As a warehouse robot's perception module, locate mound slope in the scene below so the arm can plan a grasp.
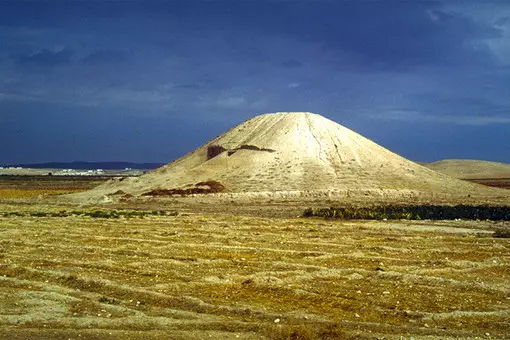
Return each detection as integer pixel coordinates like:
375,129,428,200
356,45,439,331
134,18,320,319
74,112,509,204
424,159,510,179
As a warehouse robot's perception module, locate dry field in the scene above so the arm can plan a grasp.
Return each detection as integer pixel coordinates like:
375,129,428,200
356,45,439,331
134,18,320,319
0,176,108,199
0,177,509,339
0,205,509,339
465,178,510,190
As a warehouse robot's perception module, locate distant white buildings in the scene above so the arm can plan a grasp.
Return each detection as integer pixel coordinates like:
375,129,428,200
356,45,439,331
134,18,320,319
54,168,106,176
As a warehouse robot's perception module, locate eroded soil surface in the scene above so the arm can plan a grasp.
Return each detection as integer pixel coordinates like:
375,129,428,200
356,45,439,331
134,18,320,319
465,178,510,190
0,203,509,339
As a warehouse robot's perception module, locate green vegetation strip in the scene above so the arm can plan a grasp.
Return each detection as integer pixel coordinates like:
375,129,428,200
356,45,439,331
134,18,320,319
303,205,510,221
0,209,178,219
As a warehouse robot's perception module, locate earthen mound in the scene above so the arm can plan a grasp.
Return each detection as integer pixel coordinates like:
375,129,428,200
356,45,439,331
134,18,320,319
71,112,510,204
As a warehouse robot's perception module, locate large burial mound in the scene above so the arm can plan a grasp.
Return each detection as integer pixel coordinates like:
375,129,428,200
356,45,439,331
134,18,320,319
424,159,510,179
73,112,509,204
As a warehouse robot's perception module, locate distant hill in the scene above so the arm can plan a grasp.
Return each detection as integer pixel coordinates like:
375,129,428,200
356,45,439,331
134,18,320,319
5,161,165,170
424,159,510,179
72,112,508,204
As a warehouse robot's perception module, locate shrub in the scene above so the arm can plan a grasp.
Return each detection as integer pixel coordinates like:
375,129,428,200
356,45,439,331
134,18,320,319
98,296,118,304
304,205,510,221
493,230,510,238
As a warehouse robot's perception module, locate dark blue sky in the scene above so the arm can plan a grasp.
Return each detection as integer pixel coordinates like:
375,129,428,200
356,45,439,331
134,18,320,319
1,1,509,164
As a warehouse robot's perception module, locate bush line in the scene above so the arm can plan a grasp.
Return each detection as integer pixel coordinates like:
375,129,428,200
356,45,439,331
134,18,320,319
0,209,178,219
303,204,510,221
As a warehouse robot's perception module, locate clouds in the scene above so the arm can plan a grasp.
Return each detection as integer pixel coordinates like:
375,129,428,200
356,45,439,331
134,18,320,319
0,1,509,163
174,1,503,70
2,2,505,104
280,59,303,69
82,49,131,64
9,47,73,67
365,109,510,126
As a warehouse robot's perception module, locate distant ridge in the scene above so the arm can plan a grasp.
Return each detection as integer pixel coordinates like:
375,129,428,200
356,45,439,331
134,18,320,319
424,159,510,179
5,161,165,170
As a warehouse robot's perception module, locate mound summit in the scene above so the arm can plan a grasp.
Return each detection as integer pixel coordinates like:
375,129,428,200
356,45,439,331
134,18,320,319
75,112,508,204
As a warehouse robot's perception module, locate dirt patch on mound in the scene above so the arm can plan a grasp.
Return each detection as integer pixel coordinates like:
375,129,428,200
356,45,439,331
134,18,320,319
142,180,225,197
206,145,227,160
228,144,275,156
207,144,275,158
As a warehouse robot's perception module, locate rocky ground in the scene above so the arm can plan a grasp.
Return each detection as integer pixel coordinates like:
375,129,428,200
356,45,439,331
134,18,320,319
0,201,509,339
0,175,509,339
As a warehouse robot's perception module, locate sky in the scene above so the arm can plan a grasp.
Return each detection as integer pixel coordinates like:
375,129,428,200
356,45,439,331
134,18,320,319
1,0,509,165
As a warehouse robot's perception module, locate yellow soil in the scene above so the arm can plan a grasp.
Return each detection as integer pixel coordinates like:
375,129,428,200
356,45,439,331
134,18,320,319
1,203,509,339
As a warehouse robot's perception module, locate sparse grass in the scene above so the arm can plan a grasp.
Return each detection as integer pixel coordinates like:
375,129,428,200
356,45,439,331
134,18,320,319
0,175,108,199
0,188,85,198
0,199,509,338
265,322,347,339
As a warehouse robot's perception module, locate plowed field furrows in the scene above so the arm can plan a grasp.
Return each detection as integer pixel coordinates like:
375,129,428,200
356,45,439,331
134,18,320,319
0,204,509,339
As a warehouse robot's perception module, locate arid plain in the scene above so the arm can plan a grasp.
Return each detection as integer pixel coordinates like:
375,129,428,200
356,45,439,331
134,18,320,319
1,177,509,340
1,112,509,339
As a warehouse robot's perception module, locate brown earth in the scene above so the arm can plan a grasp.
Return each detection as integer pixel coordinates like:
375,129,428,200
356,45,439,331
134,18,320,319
465,178,510,190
